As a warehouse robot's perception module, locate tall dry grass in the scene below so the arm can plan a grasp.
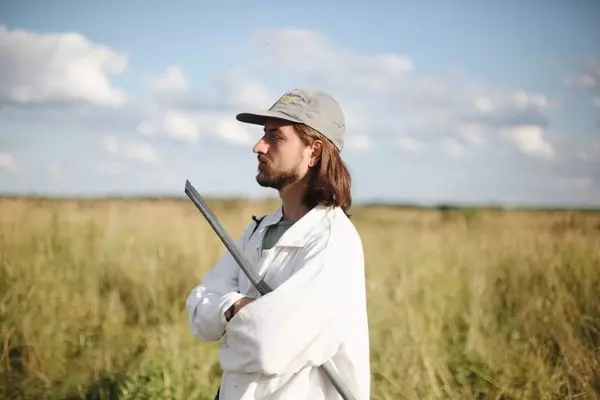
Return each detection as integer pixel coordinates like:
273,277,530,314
1,197,599,399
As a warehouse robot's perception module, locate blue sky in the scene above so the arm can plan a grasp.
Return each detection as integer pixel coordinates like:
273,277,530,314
1,0,599,206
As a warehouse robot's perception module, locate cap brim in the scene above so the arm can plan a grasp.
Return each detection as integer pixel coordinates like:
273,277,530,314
236,110,303,126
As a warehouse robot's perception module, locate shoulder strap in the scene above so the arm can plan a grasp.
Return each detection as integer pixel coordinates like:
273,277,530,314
250,215,266,238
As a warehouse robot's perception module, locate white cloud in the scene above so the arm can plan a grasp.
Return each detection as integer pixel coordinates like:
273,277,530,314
0,153,15,170
163,110,199,142
512,91,548,109
101,136,158,164
564,59,600,109
217,120,254,146
151,66,187,92
134,31,555,165
502,125,555,160
245,28,551,161
565,74,596,88
102,136,119,154
124,142,159,164
249,28,413,91
0,25,127,107
396,136,423,153
137,120,156,135
458,123,485,146
564,59,599,90
475,97,492,112
145,68,272,147
2,26,598,207
160,106,259,146
442,138,467,158
345,134,372,152
577,141,600,163
215,70,273,109
340,100,372,135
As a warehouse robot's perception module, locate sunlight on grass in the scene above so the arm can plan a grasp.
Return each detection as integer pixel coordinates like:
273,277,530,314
1,198,599,399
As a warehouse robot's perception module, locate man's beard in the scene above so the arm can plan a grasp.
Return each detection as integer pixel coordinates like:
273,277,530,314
256,158,302,190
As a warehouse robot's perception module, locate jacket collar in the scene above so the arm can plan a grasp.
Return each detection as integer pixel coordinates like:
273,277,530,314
258,204,333,248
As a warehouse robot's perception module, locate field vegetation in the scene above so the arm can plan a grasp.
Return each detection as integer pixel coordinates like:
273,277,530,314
1,196,599,399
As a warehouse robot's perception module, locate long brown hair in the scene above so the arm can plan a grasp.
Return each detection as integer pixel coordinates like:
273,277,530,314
294,123,353,217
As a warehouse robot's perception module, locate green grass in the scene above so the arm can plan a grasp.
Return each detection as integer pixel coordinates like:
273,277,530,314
1,197,599,399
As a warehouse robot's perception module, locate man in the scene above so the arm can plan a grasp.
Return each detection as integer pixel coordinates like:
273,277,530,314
185,89,371,400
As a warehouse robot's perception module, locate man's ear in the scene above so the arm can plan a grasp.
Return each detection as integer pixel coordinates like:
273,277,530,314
309,140,323,167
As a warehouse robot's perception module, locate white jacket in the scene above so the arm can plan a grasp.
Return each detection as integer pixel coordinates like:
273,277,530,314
186,204,371,400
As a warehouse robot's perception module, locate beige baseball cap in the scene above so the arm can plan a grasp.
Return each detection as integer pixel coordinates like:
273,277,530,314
236,88,346,152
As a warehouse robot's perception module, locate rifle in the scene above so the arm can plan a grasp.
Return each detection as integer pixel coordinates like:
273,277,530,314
184,180,359,400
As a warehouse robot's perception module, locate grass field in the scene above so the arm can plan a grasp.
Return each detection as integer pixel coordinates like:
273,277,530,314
1,196,600,399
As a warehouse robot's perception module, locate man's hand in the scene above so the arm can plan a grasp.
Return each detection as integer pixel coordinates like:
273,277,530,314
225,296,255,321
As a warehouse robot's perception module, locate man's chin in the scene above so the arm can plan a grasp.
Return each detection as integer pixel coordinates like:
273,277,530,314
256,174,277,189
255,168,299,190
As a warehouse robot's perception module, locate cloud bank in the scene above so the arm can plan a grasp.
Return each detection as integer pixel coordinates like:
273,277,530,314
1,24,598,205
0,25,127,108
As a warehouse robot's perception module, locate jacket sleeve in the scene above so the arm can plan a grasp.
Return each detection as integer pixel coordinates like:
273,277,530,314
185,222,254,342
219,229,364,376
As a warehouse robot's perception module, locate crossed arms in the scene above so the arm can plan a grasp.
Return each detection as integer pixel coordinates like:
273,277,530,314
185,224,361,376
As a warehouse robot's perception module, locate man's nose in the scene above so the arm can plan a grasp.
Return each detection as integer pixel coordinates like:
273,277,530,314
253,137,268,154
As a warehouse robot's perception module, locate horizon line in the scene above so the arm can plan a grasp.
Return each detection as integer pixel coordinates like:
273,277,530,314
1,193,598,212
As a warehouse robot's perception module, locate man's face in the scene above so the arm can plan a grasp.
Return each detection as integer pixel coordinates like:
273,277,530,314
252,119,313,190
